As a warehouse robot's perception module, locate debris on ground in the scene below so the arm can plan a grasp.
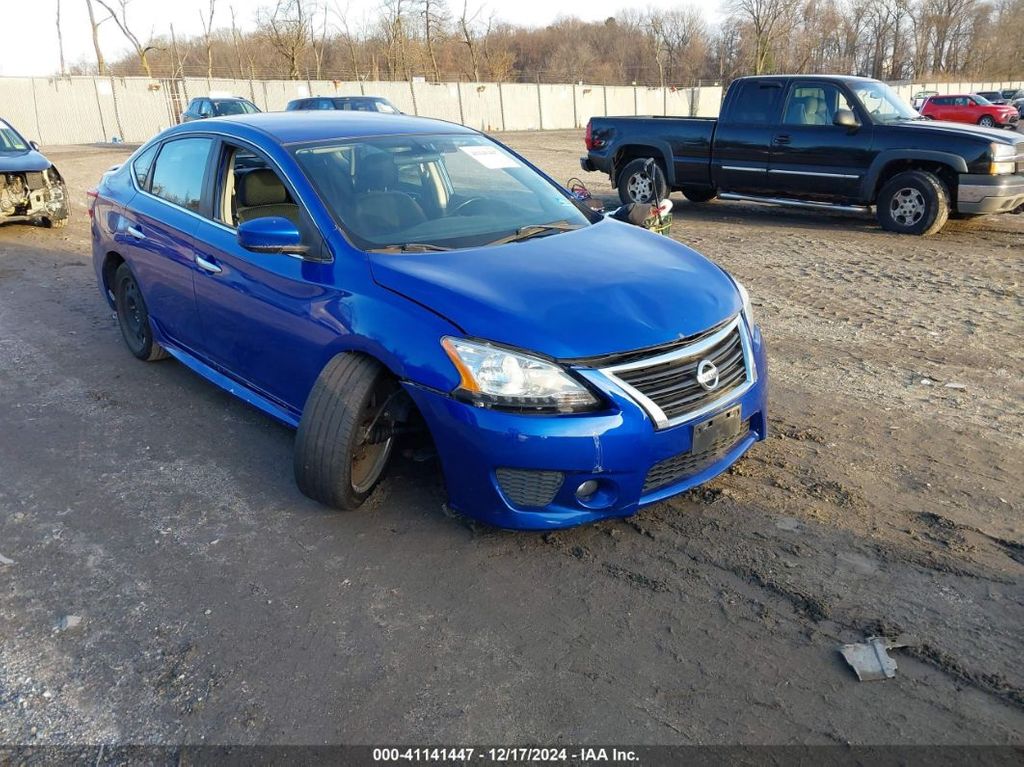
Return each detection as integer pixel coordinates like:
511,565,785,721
0,553,14,565
54,615,83,632
839,636,907,681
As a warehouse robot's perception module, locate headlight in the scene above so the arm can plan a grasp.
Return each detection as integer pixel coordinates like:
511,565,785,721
736,281,756,333
990,142,1017,174
441,337,600,413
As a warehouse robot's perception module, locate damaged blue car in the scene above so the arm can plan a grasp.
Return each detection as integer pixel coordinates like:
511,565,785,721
89,111,767,530
1,118,69,229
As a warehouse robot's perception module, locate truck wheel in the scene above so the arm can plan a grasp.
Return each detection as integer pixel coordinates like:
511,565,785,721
876,170,949,236
113,263,169,361
681,187,717,203
618,158,667,205
294,354,398,510
978,115,996,128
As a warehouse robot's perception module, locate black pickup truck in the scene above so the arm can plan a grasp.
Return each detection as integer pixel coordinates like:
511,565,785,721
581,75,1024,235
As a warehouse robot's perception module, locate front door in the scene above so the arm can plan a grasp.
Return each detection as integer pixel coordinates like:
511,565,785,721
190,141,339,414
711,79,784,194
767,81,873,202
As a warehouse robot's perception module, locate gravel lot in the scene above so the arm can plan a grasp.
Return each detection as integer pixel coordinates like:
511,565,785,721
0,134,1022,745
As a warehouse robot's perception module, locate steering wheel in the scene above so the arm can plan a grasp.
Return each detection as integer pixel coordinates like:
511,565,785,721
453,198,489,216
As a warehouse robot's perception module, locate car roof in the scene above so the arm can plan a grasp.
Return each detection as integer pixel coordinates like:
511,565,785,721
168,111,474,144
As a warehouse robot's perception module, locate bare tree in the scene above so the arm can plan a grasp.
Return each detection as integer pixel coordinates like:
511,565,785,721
229,5,248,78
84,0,107,75
199,0,217,81
420,0,448,82
95,0,158,77
257,0,310,80
726,0,801,74
333,2,363,79
457,0,481,81
310,2,331,80
55,0,67,75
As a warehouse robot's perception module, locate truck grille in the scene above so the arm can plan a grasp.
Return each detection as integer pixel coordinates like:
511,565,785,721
643,423,750,493
601,317,752,429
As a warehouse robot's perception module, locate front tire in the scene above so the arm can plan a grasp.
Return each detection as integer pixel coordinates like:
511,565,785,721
113,263,169,361
876,170,949,236
978,115,996,128
617,158,667,205
294,354,398,510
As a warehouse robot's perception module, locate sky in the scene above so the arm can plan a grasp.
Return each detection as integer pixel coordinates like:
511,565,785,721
1,0,722,77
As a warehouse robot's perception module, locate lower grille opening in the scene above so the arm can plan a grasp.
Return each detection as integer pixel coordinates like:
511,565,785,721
496,468,564,508
642,423,751,494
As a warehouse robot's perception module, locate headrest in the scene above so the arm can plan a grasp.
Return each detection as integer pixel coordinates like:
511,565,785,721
239,169,288,206
358,152,398,191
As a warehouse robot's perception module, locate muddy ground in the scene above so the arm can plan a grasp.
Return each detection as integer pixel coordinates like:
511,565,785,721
0,135,1022,745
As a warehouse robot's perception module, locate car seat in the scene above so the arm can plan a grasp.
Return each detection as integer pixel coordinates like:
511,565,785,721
236,169,300,226
353,152,427,235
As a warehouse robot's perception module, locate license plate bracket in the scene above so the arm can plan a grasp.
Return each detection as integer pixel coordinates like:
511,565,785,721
692,405,742,454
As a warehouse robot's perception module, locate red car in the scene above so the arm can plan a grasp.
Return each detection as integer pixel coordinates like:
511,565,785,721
920,94,1020,129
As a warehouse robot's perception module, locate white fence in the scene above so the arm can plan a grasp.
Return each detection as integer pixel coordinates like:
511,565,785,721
1,75,1021,147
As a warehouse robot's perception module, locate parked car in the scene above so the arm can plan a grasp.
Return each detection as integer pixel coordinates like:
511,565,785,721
912,90,938,109
88,112,767,530
180,97,261,122
919,94,1020,129
975,90,1010,105
285,96,401,113
581,75,1024,235
0,117,69,228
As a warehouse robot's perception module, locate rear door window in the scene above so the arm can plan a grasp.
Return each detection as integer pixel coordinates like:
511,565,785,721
149,137,214,212
727,81,783,125
132,143,160,189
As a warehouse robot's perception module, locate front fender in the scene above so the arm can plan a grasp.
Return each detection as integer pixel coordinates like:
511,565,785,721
861,149,969,199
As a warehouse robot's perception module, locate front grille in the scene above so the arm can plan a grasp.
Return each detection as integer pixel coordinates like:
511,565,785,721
611,323,748,423
643,423,750,493
496,468,564,508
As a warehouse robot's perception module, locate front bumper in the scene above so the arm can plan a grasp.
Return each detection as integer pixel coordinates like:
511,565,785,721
406,326,769,530
958,173,1024,214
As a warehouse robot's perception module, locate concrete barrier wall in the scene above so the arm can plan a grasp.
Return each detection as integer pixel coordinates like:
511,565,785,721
2,75,1021,146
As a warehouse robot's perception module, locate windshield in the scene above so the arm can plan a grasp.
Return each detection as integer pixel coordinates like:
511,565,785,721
294,133,592,251
215,100,259,115
0,120,29,152
851,82,921,122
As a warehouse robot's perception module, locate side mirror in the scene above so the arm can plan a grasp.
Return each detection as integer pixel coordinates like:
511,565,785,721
237,217,308,255
30,140,40,151
833,109,860,129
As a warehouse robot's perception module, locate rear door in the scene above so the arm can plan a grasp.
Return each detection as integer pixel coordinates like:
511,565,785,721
117,136,215,351
767,80,873,201
711,79,784,193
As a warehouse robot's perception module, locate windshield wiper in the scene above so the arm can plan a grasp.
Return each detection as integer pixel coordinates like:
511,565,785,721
368,242,453,253
487,222,581,246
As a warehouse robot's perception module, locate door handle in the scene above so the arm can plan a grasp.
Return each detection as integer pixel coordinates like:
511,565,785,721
195,254,222,274
773,134,791,145
126,225,145,240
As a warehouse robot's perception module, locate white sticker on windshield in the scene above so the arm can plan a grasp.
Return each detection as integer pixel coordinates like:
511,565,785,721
459,145,520,169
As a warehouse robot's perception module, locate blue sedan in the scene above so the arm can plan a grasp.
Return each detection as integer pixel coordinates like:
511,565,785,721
89,112,768,530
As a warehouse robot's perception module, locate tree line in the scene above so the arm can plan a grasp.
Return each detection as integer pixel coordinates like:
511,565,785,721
69,0,1024,85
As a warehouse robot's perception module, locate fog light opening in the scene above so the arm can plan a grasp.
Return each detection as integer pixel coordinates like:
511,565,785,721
576,480,600,501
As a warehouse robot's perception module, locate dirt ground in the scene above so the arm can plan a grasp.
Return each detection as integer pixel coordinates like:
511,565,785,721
0,134,1022,746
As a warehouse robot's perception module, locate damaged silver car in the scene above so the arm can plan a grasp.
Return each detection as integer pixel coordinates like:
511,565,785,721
1,118,69,228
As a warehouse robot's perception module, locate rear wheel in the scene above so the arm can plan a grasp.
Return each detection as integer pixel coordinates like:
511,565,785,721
978,115,996,128
617,158,667,205
876,170,949,236
294,354,398,510
681,187,717,203
113,263,169,361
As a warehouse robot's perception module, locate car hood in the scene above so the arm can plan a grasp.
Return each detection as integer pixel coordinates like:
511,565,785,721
0,149,53,172
905,120,1023,143
368,219,741,360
